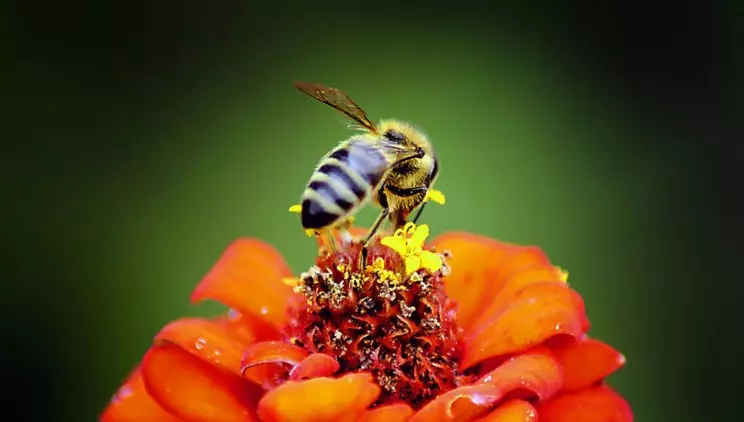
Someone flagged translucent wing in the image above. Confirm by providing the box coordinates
[295,81,378,133]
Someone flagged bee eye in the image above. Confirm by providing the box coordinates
[384,130,406,144]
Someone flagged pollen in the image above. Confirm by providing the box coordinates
[557,266,569,282]
[288,204,318,237]
[285,235,465,408]
[425,189,446,205]
[381,223,443,275]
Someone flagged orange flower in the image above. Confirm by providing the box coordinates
[101,225,632,422]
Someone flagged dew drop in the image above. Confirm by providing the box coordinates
[227,308,241,321]
[112,385,133,403]
[260,306,269,315]
[195,337,207,350]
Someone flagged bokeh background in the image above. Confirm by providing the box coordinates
[5,1,740,421]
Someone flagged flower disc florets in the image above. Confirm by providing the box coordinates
[285,224,468,408]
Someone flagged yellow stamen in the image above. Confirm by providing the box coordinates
[380,222,443,276]
[282,277,299,287]
[425,189,446,205]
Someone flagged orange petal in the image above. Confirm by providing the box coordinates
[462,281,587,369]
[474,263,566,326]
[429,233,551,334]
[191,238,294,329]
[101,366,182,422]
[537,385,633,422]
[240,341,309,388]
[360,403,415,422]
[477,347,562,403]
[257,373,380,422]
[289,353,340,381]
[409,384,501,422]
[553,338,626,391]
[142,340,261,422]
[155,317,254,376]
[474,400,537,422]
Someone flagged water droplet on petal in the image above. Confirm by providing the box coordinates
[111,385,133,403]
[195,337,207,350]
[260,306,269,315]
[227,308,241,321]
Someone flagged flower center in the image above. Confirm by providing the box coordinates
[284,234,467,408]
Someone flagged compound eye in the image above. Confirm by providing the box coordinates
[384,129,406,144]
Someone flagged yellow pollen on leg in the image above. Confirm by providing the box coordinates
[288,204,317,237]
[424,189,446,205]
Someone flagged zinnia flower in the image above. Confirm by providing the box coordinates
[101,219,632,421]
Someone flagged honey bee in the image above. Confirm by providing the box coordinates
[295,81,439,259]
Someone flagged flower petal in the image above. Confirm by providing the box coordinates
[289,353,340,380]
[412,224,430,246]
[101,366,182,422]
[142,340,261,422]
[420,250,443,273]
[553,338,626,391]
[409,384,501,422]
[473,264,566,325]
[429,233,550,334]
[191,238,294,329]
[240,341,309,389]
[405,255,421,275]
[462,282,587,369]
[477,347,562,403]
[257,373,380,422]
[474,400,537,422]
[537,385,633,422]
[381,236,407,257]
[155,317,254,375]
[360,403,415,422]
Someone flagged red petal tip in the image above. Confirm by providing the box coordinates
[554,338,627,391]
[289,353,340,381]
[142,339,261,422]
[410,384,502,422]
[257,373,380,422]
[537,385,633,422]
[190,238,294,329]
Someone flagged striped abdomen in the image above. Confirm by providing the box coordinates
[301,139,389,230]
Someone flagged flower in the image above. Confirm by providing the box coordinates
[101,223,632,422]
[381,223,442,275]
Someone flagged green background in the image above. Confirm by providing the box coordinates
[5,2,739,421]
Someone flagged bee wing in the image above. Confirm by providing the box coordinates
[295,81,378,134]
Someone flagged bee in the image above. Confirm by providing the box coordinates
[295,81,439,259]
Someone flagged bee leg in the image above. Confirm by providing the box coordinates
[385,185,430,229]
[324,228,338,252]
[338,217,354,246]
[359,191,390,269]
[411,201,428,225]
[389,209,409,231]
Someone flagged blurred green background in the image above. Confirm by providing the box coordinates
[5,1,740,421]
